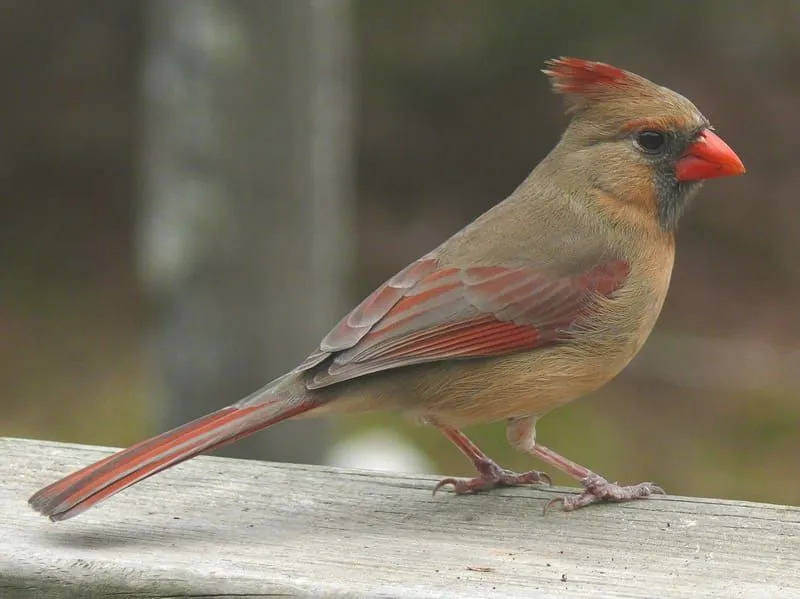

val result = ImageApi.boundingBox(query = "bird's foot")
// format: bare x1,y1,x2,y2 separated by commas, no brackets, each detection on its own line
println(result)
433,459,551,495
544,473,664,513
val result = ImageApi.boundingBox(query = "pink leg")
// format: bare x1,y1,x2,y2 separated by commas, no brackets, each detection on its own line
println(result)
530,444,664,512
433,424,551,495
506,417,664,512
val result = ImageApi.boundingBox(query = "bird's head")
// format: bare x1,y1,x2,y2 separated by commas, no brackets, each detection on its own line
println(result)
543,57,745,232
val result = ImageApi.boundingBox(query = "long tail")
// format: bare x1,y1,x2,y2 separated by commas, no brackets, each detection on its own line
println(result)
29,387,317,521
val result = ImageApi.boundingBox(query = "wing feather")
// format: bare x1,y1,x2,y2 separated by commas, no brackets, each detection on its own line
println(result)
298,254,629,389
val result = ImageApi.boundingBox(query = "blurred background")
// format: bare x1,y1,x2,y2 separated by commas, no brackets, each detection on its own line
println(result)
2,0,798,506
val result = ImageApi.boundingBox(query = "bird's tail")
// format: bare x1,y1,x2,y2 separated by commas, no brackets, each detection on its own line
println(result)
28,383,317,521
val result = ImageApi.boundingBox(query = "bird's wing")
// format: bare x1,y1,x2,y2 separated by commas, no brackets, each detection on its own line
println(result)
297,254,629,389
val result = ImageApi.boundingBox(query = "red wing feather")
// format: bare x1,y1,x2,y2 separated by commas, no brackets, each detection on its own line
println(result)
300,255,629,389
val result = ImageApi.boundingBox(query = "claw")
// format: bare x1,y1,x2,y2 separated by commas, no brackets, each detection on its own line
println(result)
432,478,458,495
434,465,550,496
542,496,565,515
543,474,665,514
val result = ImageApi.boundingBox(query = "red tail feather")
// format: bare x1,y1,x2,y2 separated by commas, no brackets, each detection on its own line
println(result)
29,396,315,521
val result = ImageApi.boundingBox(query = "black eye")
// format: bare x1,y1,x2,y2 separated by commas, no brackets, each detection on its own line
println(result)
635,130,666,153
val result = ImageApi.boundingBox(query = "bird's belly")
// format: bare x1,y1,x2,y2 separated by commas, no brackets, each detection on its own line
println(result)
407,345,633,427
400,304,660,426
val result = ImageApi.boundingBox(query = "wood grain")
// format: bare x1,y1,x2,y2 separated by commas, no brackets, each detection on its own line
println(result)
1,437,798,598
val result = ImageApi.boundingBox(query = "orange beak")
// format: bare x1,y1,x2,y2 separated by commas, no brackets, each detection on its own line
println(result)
675,129,746,182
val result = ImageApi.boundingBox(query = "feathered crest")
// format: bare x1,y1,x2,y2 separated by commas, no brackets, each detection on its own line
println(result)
542,57,650,113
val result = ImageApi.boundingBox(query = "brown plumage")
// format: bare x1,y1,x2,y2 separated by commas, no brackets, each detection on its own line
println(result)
29,58,745,521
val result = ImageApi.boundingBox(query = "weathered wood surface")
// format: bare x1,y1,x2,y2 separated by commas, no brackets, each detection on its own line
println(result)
1,437,798,598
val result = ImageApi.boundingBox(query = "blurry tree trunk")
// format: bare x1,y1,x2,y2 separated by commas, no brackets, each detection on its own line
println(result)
137,0,354,463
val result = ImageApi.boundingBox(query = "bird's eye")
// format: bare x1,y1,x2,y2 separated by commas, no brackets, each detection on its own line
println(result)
635,130,666,153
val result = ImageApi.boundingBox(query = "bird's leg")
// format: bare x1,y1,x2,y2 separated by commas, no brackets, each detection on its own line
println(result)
505,417,664,512
433,424,551,495
532,445,665,512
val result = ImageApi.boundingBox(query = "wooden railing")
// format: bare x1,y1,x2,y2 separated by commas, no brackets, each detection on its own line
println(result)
1,437,798,597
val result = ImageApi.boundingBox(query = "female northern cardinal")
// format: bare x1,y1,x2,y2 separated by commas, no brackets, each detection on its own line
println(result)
30,58,745,521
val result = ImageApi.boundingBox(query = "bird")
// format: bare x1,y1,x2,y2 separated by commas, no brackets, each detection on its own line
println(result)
29,57,745,521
